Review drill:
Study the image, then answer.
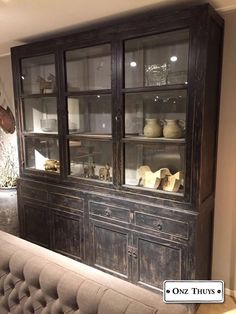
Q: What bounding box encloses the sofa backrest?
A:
[0,231,189,314]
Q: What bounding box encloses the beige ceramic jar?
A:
[163,119,183,139]
[143,118,162,138]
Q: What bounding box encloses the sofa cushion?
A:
[0,231,190,314]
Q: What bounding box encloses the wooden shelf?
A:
[23,131,58,137]
[123,135,185,145]
[21,93,57,99]
[68,133,112,141]
[122,84,188,94]
[65,89,111,97]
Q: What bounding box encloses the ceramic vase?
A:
[163,119,183,139]
[143,118,162,138]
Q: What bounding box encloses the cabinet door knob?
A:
[153,221,163,230]
[105,208,111,217]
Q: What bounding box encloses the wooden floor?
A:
[197,296,236,314]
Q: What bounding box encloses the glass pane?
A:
[125,143,185,194]
[68,95,111,134]
[125,90,186,138]
[23,97,58,133]
[66,44,111,91]
[25,137,60,172]
[69,140,112,182]
[125,30,189,88]
[21,54,56,94]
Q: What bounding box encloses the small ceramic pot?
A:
[163,119,183,139]
[143,118,162,138]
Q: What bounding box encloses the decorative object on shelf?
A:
[137,165,151,186]
[162,171,183,192]
[37,73,56,94]
[83,160,96,178]
[0,80,16,134]
[143,118,162,138]
[143,171,161,189]
[145,63,169,86]
[44,159,60,172]
[99,164,111,181]
[137,166,171,189]
[40,118,57,132]
[163,119,184,139]
[137,166,183,192]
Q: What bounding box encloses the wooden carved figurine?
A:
[99,164,110,181]
[44,159,60,172]
[37,73,56,94]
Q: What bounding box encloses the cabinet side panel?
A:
[200,19,223,203]
[195,207,213,279]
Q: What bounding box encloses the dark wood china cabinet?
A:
[11,3,223,292]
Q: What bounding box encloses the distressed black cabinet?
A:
[12,3,223,293]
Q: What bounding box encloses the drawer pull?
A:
[105,208,112,217]
[153,221,163,230]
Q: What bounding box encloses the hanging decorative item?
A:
[0,104,15,134]
[0,78,16,134]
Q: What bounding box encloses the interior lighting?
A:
[130,61,137,67]
[170,56,178,62]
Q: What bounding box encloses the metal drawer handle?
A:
[128,246,132,256]
[105,208,111,217]
[153,221,163,231]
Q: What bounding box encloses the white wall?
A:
[212,10,236,294]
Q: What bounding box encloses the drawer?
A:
[20,185,47,202]
[89,202,130,223]
[48,193,84,211]
[135,212,189,239]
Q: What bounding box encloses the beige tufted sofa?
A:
[0,230,190,314]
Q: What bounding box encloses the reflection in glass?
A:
[125,143,185,194]
[21,54,56,94]
[66,44,111,91]
[67,95,111,134]
[25,137,60,172]
[69,140,112,182]
[23,97,58,133]
[125,30,189,88]
[125,90,186,136]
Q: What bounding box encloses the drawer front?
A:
[48,193,84,211]
[135,212,189,239]
[89,202,130,223]
[20,185,47,202]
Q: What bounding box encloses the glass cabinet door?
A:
[123,29,189,195]
[66,44,111,92]
[20,54,60,173]
[65,44,112,183]
[21,54,56,95]
[23,97,58,133]
[125,30,189,88]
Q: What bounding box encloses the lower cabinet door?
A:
[51,209,84,261]
[21,200,50,248]
[90,220,132,280]
[132,232,188,291]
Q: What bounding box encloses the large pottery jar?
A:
[143,118,162,138]
[163,119,183,139]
